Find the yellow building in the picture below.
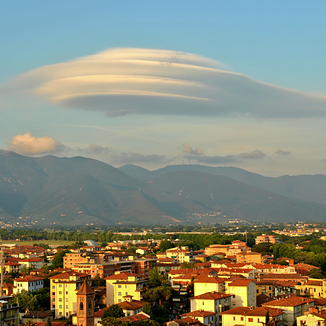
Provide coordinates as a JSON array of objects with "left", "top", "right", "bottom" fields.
[
  {"left": 193, "top": 274, "right": 225, "bottom": 296},
  {"left": 225, "top": 279, "right": 257, "bottom": 308},
  {"left": 236, "top": 251, "right": 262, "bottom": 264},
  {"left": 106, "top": 272, "right": 146, "bottom": 305},
  {"left": 0, "top": 296, "right": 20, "bottom": 326},
  {"left": 49, "top": 270, "right": 90, "bottom": 318},
  {"left": 254, "top": 280, "right": 275, "bottom": 297},
  {"left": 297, "top": 279, "right": 323, "bottom": 299}
]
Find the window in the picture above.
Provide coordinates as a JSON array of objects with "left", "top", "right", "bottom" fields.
[
  {"left": 59, "top": 284, "right": 62, "bottom": 288},
  {"left": 52, "top": 292, "right": 55, "bottom": 295},
  {"left": 241, "top": 317, "right": 244, "bottom": 321},
  {"left": 52, "top": 286, "right": 55, "bottom": 289},
  {"left": 125, "top": 292, "right": 128, "bottom": 295},
  {"left": 66, "top": 305, "right": 68, "bottom": 309},
  {"left": 118, "top": 292, "right": 121, "bottom": 296},
  {"left": 118, "top": 285, "right": 121, "bottom": 288},
  {"left": 59, "top": 298, "right": 62, "bottom": 302},
  {"left": 248, "top": 318, "right": 253, "bottom": 322},
  {"left": 59, "top": 305, "right": 62, "bottom": 309},
  {"left": 66, "top": 291, "right": 68, "bottom": 294},
  {"left": 118, "top": 299, "right": 121, "bottom": 303},
  {"left": 233, "top": 317, "right": 235, "bottom": 321},
  {"left": 80, "top": 302, "right": 84, "bottom": 311},
  {"left": 66, "top": 298, "right": 68, "bottom": 302},
  {"left": 59, "top": 291, "right": 62, "bottom": 295}
]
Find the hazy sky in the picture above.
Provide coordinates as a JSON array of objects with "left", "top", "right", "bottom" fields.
[{"left": 1, "top": 1, "right": 326, "bottom": 176}]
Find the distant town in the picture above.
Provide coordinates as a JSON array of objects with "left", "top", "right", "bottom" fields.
[{"left": 0, "top": 222, "right": 326, "bottom": 326}]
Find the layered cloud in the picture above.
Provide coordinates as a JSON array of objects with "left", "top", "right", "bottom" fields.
[
  {"left": 275, "top": 149, "right": 291, "bottom": 155},
  {"left": 85, "top": 144, "right": 166, "bottom": 164},
  {"left": 185, "top": 150, "right": 266, "bottom": 164},
  {"left": 6, "top": 132, "right": 64, "bottom": 154},
  {"left": 6, "top": 48, "right": 326, "bottom": 118}
]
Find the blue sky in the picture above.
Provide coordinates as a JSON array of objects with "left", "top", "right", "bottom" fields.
[{"left": 1, "top": 1, "right": 326, "bottom": 176}]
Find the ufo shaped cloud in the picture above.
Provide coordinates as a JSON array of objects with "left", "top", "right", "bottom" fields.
[{"left": 8, "top": 48, "right": 326, "bottom": 118}]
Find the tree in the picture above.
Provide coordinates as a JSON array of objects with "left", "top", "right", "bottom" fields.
[
  {"left": 12, "top": 290, "right": 38, "bottom": 312},
  {"left": 309, "top": 268, "right": 324, "bottom": 279},
  {"left": 180, "top": 262, "right": 197, "bottom": 269},
  {"left": 100, "top": 317, "right": 123, "bottom": 326},
  {"left": 34, "top": 287, "right": 50, "bottom": 310},
  {"left": 149, "top": 267, "right": 161, "bottom": 287},
  {"left": 46, "top": 318, "right": 52, "bottom": 326},
  {"left": 253, "top": 242, "right": 273, "bottom": 255},
  {"left": 102, "top": 305, "right": 124, "bottom": 319},
  {"left": 143, "top": 286, "right": 174, "bottom": 308},
  {"left": 142, "top": 302, "right": 152, "bottom": 317},
  {"left": 159, "top": 240, "right": 174, "bottom": 253},
  {"left": 92, "top": 275, "right": 106, "bottom": 287},
  {"left": 51, "top": 250, "right": 68, "bottom": 269}
]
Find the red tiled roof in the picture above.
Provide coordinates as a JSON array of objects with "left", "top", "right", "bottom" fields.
[
  {"left": 105, "top": 272, "right": 140, "bottom": 280},
  {"left": 49, "top": 270, "right": 89, "bottom": 279},
  {"left": 181, "top": 310, "right": 215, "bottom": 318},
  {"left": 119, "top": 312, "right": 150, "bottom": 323},
  {"left": 76, "top": 280, "right": 94, "bottom": 295},
  {"left": 191, "top": 291, "right": 233, "bottom": 300},
  {"left": 245, "top": 307, "right": 284, "bottom": 317},
  {"left": 118, "top": 300, "right": 145, "bottom": 310},
  {"left": 262, "top": 295, "right": 314, "bottom": 307},
  {"left": 220, "top": 307, "right": 250, "bottom": 315},
  {"left": 14, "top": 275, "right": 44, "bottom": 282},
  {"left": 228, "top": 279, "right": 254, "bottom": 287}
]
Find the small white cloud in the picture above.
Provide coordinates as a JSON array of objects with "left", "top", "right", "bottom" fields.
[
  {"left": 185, "top": 149, "right": 266, "bottom": 164},
  {"left": 238, "top": 150, "right": 266, "bottom": 159},
  {"left": 182, "top": 143, "right": 204, "bottom": 155},
  {"left": 275, "top": 149, "right": 291, "bottom": 155},
  {"left": 6, "top": 132, "right": 64, "bottom": 155}
]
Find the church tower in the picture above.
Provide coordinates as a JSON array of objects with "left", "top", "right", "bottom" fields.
[{"left": 76, "top": 280, "right": 95, "bottom": 326}]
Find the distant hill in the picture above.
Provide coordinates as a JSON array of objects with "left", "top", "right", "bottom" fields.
[
  {"left": 1, "top": 152, "right": 326, "bottom": 226},
  {"left": 119, "top": 164, "right": 326, "bottom": 205}
]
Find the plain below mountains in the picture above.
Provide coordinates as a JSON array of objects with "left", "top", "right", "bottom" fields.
[{"left": 0, "top": 151, "right": 326, "bottom": 226}]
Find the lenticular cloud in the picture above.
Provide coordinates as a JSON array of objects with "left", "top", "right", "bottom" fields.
[{"left": 9, "top": 48, "right": 326, "bottom": 118}]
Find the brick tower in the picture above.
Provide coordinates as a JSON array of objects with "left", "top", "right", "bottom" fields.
[{"left": 76, "top": 280, "right": 94, "bottom": 326}]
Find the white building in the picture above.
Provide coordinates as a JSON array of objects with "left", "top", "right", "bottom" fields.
[{"left": 13, "top": 275, "right": 44, "bottom": 294}]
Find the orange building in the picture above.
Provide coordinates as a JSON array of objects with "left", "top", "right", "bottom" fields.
[{"left": 236, "top": 251, "right": 262, "bottom": 264}]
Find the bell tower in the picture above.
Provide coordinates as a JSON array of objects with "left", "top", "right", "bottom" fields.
[{"left": 76, "top": 280, "right": 94, "bottom": 326}]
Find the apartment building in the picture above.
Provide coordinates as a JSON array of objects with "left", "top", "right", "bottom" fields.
[
  {"left": 255, "top": 234, "right": 279, "bottom": 245},
  {"left": 49, "top": 271, "right": 91, "bottom": 318},
  {"left": 106, "top": 272, "right": 146, "bottom": 305}
]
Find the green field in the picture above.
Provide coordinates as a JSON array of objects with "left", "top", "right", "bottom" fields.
[{"left": 3, "top": 240, "right": 75, "bottom": 246}]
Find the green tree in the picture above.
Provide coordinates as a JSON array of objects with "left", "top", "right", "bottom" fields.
[
  {"left": 253, "top": 242, "right": 273, "bottom": 255},
  {"left": 92, "top": 275, "right": 106, "bottom": 287},
  {"left": 180, "top": 262, "right": 197, "bottom": 269},
  {"left": 143, "top": 286, "right": 174, "bottom": 308},
  {"left": 34, "top": 287, "right": 50, "bottom": 310},
  {"left": 102, "top": 305, "right": 124, "bottom": 319},
  {"left": 309, "top": 268, "right": 324, "bottom": 279},
  {"left": 12, "top": 290, "right": 38, "bottom": 312},
  {"left": 159, "top": 240, "right": 174, "bottom": 253},
  {"left": 142, "top": 302, "right": 152, "bottom": 317},
  {"left": 46, "top": 318, "right": 52, "bottom": 326},
  {"left": 100, "top": 317, "right": 123, "bottom": 326},
  {"left": 149, "top": 267, "right": 161, "bottom": 287},
  {"left": 51, "top": 250, "right": 68, "bottom": 269}
]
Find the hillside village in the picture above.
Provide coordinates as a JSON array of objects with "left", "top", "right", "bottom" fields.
[{"left": 1, "top": 233, "right": 326, "bottom": 326}]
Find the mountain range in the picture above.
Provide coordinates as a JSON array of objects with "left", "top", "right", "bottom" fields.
[{"left": 0, "top": 150, "right": 326, "bottom": 226}]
